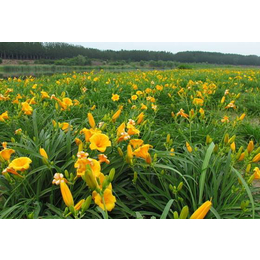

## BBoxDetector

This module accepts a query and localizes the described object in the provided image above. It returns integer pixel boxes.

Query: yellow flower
[117,122,126,136]
[0,111,9,122]
[133,144,151,160]
[141,103,147,110]
[0,148,15,161]
[129,139,144,149]
[59,122,72,132]
[89,133,111,152]
[92,188,116,211]
[60,181,74,207]
[253,167,260,179]
[225,100,236,109]
[131,95,138,100]
[8,157,32,171]
[75,158,101,177]
[111,94,120,101]
[41,91,50,99]
[88,113,96,129]
[21,102,33,115]
[39,148,48,159]
[127,125,140,136]
[193,98,204,106]
[190,200,212,219]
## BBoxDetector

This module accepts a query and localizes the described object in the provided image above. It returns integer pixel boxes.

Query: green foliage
[0,68,260,219]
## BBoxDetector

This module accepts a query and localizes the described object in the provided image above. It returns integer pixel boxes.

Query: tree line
[0,42,260,66]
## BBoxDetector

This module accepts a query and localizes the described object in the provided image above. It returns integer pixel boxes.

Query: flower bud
[65,170,69,179]
[145,154,152,164]
[186,142,192,153]
[213,144,219,153]
[74,199,85,211]
[173,211,179,219]
[238,152,245,161]
[230,142,236,152]
[84,165,97,190]
[236,146,243,160]
[224,133,229,144]
[228,135,236,144]
[177,182,183,191]
[206,135,212,145]
[179,206,189,219]
[88,113,96,128]
[252,153,260,163]
[247,141,254,153]
[190,200,212,219]
[117,147,124,157]
[246,164,251,173]
[248,174,255,185]
[60,181,74,208]
[109,168,115,182]
[81,195,92,213]
[166,134,171,144]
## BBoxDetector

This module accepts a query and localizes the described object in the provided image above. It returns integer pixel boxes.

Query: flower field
[1,68,260,219]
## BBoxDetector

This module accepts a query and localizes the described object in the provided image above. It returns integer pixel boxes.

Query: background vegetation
[1,42,260,66]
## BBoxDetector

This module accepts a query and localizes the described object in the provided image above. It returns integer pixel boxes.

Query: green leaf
[232,167,255,219]
[199,142,215,204]
[160,199,174,219]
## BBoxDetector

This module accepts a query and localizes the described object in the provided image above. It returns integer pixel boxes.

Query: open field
[1,68,260,219]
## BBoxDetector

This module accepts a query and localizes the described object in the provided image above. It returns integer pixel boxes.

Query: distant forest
[1,42,260,66]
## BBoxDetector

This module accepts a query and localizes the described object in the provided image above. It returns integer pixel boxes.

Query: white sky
[67,42,260,56]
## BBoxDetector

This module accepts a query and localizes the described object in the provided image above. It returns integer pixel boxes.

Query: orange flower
[0,148,15,161]
[133,144,151,160]
[177,109,189,119]
[98,154,110,164]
